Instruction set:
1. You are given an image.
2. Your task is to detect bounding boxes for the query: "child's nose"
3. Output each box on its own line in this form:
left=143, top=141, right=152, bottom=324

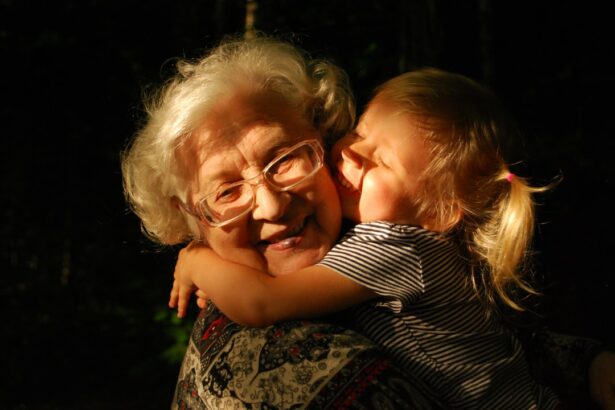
left=340, top=147, right=363, bottom=169
left=337, top=147, right=365, bottom=190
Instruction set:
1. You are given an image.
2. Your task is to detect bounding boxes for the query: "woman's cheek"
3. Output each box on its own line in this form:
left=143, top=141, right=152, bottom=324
left=316, top=171, right=342, bottom=235
left=203, top=226, right=267, bottom=271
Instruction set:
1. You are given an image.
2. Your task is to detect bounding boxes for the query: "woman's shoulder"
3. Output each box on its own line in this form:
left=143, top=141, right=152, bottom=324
left=172, top=301, right=449, bottom=409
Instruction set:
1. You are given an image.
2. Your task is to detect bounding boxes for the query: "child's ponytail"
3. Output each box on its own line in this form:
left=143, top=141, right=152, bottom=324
left=374, top=67, right=558, bottom=311
left=469, top=170, right=550, bottom=311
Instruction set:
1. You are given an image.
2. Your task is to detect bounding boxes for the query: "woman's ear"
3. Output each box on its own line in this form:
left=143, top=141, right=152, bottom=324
left=172, top=195, right=207, bottom=243
left=170, top=196, right=182, bottom=210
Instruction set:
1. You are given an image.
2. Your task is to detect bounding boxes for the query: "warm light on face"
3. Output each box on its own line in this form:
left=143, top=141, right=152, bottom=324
left=331, top=99, right=431, bottom=226
left=185, top=139, right=324, bottom=227
left=182, top=91, right=341, bottom=276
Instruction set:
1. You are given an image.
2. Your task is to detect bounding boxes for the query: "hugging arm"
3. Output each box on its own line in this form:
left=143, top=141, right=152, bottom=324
left=169, top=243, right=376, bottom=326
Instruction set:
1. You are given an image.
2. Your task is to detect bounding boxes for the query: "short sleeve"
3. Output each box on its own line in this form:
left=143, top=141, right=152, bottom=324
left=318, top=222, right=426, bottom=312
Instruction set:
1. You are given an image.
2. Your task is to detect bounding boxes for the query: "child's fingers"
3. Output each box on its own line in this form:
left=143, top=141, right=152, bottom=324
left=195, top=289, right=208, bottom=309
left=177, top=293, right=187, bottom=318
left=177, top=287, right=193, bottom=318
left=169, top=281, right=180, bottom=308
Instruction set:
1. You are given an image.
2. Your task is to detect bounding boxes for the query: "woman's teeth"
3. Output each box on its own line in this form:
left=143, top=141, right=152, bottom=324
left=265, top=219, right=307, bottom=250
left=277, top=237, right=299, bottom=247
left=268, top=219, right=306, bottom=245
left=285, top=219, right=305, bottom=237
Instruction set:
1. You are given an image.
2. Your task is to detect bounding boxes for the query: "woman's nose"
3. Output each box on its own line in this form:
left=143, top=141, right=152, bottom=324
left=251, top=184, right=291, bottom=221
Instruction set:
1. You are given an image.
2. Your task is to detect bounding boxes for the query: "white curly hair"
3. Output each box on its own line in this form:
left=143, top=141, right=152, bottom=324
left=121, top=34, right=355, bottom=244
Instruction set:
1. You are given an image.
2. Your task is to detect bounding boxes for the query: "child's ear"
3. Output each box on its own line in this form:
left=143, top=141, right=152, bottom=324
left=419, top=200, right=463, bottom=233
left=435, top=203, right=463, bottom=233
left=449, top=203, right=463, bottom=227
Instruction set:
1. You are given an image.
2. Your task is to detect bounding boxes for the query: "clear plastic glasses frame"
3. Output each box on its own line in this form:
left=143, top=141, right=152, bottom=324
left=183, top=139, right=324, bottom=227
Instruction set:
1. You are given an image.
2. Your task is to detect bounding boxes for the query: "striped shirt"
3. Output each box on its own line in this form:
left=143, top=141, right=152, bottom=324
left=319, top=222, right=560, bottom=409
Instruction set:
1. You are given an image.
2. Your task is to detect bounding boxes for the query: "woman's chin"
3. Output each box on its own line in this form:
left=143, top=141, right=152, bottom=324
left=267, top=248, right=326, bottom=276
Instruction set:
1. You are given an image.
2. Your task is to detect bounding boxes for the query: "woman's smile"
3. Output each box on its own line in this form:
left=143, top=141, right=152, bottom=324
left=188, top=89, right=342, bottom=276
left=257, top=215, right=309, bottom=251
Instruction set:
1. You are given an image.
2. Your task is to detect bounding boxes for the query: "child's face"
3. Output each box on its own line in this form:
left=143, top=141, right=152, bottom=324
left=331, top=98, right=431, bottom=226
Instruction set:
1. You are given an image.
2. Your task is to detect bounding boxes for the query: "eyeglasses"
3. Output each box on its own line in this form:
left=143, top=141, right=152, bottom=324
left=183, top=139, right=324, bottom=227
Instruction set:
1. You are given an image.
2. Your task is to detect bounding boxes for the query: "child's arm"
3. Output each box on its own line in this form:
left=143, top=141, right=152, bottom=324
left=169, top=243, right=376, bottom=327
left=167, top=242, right=202, bottom=318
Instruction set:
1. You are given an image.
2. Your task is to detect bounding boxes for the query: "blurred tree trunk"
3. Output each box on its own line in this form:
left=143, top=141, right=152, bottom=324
left=477, top=0, right=495, bottom=85
left=214, top=0, right=226, bottom=35
left=245, top=0, right=257, bottom=39
left=398, top=0, right=441, bottom=72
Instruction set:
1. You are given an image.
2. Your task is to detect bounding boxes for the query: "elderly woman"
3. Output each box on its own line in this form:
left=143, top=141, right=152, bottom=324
left=122, top=35, right=445, bottom=408
left=122, top=35, right=614, bottom=408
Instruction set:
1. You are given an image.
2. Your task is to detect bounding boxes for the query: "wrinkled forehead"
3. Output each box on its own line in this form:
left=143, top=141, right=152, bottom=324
left=175, top=90, right=316, bottom=186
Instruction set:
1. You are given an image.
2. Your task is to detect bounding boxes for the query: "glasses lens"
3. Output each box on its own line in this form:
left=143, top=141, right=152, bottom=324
left=201, top=183, right=253, bottom=224
left=198, top=140, right=323, bottom=226
left=266, top=143, right=321, bottom=188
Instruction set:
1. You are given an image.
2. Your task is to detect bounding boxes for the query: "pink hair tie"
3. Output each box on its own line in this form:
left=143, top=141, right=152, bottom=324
left=506, top=172, right=515, bottom=183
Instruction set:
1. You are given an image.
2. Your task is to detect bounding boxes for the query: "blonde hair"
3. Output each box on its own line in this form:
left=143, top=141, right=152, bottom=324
left=374, top=68, right=554, bottom=310
left=121, top=34, right=355, bottom=245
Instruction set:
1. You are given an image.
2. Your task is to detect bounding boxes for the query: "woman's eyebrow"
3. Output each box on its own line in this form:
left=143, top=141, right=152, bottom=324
left=200, top=156, right=243, bottom=187
left=258, top=133, right=297, bottom=162
left=266, top=140, right=292, bottom=157
left=205, top=171, right=236, bottom=185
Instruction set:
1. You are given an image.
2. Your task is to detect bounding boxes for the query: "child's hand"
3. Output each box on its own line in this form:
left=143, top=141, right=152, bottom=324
left=195, top=289, right=208, bottom=309
left=168, top=278, right=195, bottom=318
left=168, top=242, right=206, bottom=318
left=589, top=350, right=615, bottom=410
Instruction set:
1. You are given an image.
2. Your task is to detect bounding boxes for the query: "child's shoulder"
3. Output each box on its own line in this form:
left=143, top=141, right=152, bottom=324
left=349, top=221, right=438, bottom=239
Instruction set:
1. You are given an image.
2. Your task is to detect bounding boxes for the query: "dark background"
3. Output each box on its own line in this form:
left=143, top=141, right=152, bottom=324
left=2, top=1, right=613, bottom=408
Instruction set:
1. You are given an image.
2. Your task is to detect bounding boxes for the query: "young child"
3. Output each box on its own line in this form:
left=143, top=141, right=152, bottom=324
left=170, top=68, right=560, bottom=408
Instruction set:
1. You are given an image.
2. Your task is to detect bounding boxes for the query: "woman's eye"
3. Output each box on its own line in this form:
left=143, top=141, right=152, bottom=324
left=215, top=186, right=241, bottom=203
left=272, top=155, right=300, bottom=174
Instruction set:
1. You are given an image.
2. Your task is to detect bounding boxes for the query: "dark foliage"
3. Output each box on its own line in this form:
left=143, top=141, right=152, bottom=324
left=1, top=0, right=613, bottom=408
